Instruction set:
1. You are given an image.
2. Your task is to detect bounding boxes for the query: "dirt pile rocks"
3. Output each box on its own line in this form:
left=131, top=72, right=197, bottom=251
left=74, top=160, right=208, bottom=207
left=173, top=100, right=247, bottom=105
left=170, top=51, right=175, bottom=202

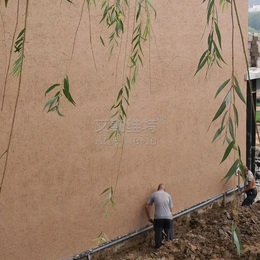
left=101, top=201, right=260, bottom=260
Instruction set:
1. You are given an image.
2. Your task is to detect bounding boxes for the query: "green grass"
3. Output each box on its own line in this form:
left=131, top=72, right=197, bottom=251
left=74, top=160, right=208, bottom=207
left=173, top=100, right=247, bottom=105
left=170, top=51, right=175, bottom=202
left=257, top=111, right=260, bottom=123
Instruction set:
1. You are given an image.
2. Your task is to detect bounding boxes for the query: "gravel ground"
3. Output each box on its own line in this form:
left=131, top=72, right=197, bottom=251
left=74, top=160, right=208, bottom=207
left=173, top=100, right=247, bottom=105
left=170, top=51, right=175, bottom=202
left=100, top=198, right=260, bottom=260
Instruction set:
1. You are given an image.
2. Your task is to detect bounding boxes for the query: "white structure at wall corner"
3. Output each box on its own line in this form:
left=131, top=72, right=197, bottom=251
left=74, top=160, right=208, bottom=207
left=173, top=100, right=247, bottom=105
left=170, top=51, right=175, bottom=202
left=249, top=5, right=260, bottom=12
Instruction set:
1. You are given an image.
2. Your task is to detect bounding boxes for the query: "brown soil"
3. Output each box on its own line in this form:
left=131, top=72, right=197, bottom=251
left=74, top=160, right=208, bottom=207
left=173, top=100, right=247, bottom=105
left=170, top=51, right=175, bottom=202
left=101, top=201, right=260, bottom=260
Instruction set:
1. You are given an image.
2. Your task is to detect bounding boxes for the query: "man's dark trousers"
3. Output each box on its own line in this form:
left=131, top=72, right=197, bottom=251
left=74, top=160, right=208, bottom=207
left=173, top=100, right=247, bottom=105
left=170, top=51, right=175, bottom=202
left=242, top=188, right=257, bottom=206
left=154, top=219, right=174, bottom=248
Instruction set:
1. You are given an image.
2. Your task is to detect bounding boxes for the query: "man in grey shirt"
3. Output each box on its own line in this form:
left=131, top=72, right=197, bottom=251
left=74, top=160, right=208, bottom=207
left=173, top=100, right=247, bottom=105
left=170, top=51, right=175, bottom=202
left=145, top=183, right=174, bottom=248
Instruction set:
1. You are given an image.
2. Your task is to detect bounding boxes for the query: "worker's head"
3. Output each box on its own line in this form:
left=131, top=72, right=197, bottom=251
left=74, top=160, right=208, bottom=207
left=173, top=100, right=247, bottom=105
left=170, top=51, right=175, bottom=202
left=157, top=183, right=165, bottom=191
left=243, top=165, right=249, bottom=175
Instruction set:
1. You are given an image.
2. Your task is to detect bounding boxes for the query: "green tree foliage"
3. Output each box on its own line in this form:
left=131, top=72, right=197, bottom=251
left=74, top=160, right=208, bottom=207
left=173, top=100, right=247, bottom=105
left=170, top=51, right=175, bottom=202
left=249, top=11, right=260, bottom=31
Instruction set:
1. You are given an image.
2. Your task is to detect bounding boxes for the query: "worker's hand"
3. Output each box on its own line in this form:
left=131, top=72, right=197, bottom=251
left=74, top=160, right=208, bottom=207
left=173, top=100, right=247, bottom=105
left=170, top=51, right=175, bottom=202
left=148, top=218, right=154, bottom=224
left=238, top=191, right=242, bottom=196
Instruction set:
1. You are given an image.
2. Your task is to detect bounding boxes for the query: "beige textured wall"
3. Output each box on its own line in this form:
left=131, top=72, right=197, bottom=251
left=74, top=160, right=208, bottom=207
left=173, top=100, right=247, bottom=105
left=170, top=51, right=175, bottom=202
left=0, top=0, right=248, bottom=259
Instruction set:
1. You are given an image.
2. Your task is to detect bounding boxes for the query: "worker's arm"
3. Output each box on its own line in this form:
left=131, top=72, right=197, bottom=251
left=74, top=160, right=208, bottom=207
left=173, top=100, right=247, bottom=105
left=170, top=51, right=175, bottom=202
left=145, top=203, right=154, bottom=223
left=238, top=181, right=254, bottom=196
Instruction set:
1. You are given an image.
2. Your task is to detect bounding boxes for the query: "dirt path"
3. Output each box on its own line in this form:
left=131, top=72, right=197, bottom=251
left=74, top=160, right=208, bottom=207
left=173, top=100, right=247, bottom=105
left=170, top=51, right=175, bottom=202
left=102, top=201, right=260, bottom=260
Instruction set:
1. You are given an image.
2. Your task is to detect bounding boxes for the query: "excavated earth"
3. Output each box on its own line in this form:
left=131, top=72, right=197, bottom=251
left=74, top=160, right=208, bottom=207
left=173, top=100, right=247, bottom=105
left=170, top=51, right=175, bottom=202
left=98, top=201, right=260, bottom=260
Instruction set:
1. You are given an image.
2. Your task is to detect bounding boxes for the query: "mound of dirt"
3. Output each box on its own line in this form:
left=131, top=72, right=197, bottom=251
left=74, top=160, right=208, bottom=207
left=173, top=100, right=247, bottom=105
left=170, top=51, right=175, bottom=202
left=104, top=201, right=260, bottom=260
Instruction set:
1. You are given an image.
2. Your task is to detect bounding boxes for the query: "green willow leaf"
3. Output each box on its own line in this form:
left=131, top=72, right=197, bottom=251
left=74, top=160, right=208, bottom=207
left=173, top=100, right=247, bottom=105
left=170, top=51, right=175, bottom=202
left=5, top=0, right=8, bottom=7
left=226, top=90, right=231, bottom=106
left=17, top=28, right=25, bottom=39
left=237, top=147, right=246, bottom=181
left=233, top=230, right=241, bottom=255
left=116, top=0, right=122, bottom=13
left=234, top=75, right=239, bottom=87
left=100, top=187, right=110, bottom=195
left=102, top=200, right=110, bottom=208
left=212, top=101, right=226, bottom=122
left=132, top=67, right=137, bottom=85
left=233, top=104, right=239, bottom=127
left=126, top=77, right=131, bottom=90
left=120, top=104, right=127, bottom=117
left=114, top=100, right=122, bottom=108
left=63, top=75, right=76, bottom=106
left=117, top=88, right=123, bottom=102
left=136, top=4, right=141, bottom=22
left=138, top=54, right=143, bottom=67
left=145, top=0, right=156, bottom=17
left=124, top=85, right=129, bottom=99
left=45, top=84, right=60, bottom=96
left=43, top=96, right=58, bottom=111
left=194, top=55, right=208, bottom=76
left=56, top=107, right=64, bottom=117
left=101, top=0, right=107, bottom=9
left=65, top=0, right=75, bottom=4
left=108, top=131, right=115, bottom=140
left=234, top=227, right=243, bottom=255
left=213, top=40, right=225, bottom=63
left=226, top=137, right=231, bottom=145
left=221, top=110, right=228, bottom=128
left=100, top=5, right=109, bottom=23
left=64, top=75, right=69, bottom=93
left=214, top=21, right=222, bottom=49
left=198, top=51, right=208, bottom=66
left=12, top=55, right=22, bottom=76
left=220, top=140, right=235, bottom=164
left=124, top=97, right=130, bottom=106
left=234, top=77, right=246, bottom=104
left=100, top=36, right=105, bottom=46
left=215, top=79, right=230, bottom=98
left=104, top=207, right=109, bottom=218
left=212, top=125, right=225, bottom=143
left=222, top=159, right=239, bottom=185
left=208, top=32, right=213, bottom=52
left=226, top=137, right=237, bottom=150
left=229, top=117, right=234, bottom=139
left=207, top=0, right=214, bottom=24
left=111, top=111, right=119, bottom=117
left=108, top=45, right=114, bottom=61
left=216, top=59, right=222, bottom=68
left=110, top=198, right=116, bottom=207
left=132, top=34, right=139, bottom=44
